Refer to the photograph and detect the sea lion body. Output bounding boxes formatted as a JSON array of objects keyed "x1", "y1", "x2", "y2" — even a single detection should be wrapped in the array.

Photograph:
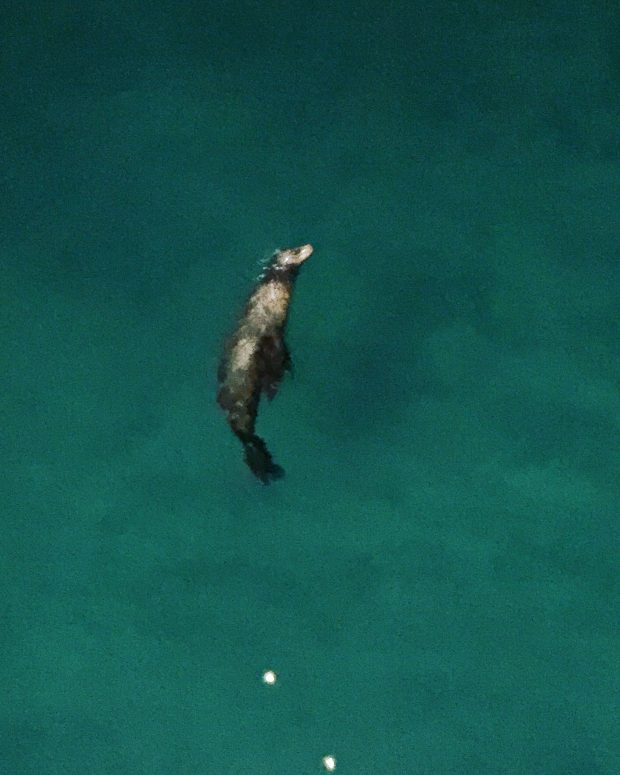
[{"x1": 217, "y1": 244, "x2": 313, "y2": 482}]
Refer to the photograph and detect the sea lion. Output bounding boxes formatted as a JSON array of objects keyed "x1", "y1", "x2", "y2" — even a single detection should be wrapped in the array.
[{"x1": 217, "y1": 243, "x2": 313, "y2": 483}]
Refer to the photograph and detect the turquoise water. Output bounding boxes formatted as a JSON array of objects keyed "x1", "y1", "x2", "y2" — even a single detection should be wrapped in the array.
[{"x1": 3, "y1": 2, "x2": 619, "y2": 773}]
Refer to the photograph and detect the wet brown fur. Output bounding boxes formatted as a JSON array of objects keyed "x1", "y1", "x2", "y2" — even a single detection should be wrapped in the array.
[{"x1": 217, "y1": 245, "x2": 312, "y2": 482}]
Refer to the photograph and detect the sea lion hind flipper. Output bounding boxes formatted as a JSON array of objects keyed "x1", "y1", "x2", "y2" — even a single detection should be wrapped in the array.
[{"x1": 243, "y1": 435, "x2": 284, "y2": 484}]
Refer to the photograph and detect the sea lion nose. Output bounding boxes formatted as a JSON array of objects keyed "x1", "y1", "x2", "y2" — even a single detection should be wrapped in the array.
[{"x1": 299, "y1": 243, "x2": 313, "y2": 259}]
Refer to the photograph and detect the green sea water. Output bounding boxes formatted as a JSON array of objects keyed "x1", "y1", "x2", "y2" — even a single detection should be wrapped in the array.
[{"x1": 2, "y1": 2, "x2": 619, "y2": 773}]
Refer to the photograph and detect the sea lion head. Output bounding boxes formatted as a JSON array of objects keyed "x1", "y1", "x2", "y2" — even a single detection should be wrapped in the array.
[{"x1": 275, "y1": 243, "x2": 314, "y2": 268}]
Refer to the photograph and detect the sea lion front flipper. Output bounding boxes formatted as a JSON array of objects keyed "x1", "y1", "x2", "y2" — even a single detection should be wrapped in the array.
[
  {"x1": 258, "y1": 334, "x2": 291, "y2": 400},
  {"x1": 283, "y1": 344, "x2": 293, "y2": 377}
]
